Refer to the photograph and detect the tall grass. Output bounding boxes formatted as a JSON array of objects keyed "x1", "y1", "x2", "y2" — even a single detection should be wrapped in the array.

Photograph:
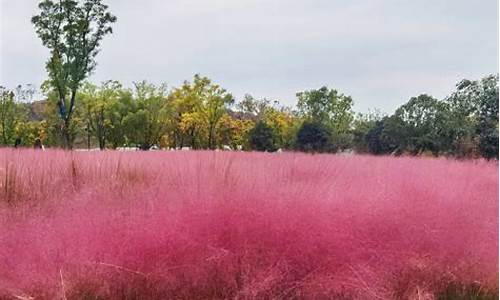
[{"x1": 0, "y1": 149, "x2": 497, "y2": 299}]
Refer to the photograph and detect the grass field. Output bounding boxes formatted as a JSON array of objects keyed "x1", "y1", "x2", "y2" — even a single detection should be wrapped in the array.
[{"x1": 0, "y1": 149, "x2": 497, "y2": 299}]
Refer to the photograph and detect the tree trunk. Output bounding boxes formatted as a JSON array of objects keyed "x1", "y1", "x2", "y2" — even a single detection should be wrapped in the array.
[
  {"x1": 208, "y1": 126, "x2": 214, "y2": 150},
  {"x1": 99, "y1": 137, "x2": 106, "y2": 150},
  {"x1": 87, "y1": 123, "x2": 91, "y2": 150},
  {"x1": 190, "y1": 127, "x2": 196, "y2": 149},
  {"x1": 179, "y1": 134, "x2": 184, "y2": 149},
  {"x1": 62, "y1": 119, "x2": 73, "y2": 149},
  {"x1": 62, "y1": 90, "x2": 78, "y2": 149}
]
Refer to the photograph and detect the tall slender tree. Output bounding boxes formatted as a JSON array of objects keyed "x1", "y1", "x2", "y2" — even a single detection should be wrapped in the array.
[{"x1": 32, "y1": 0, "x2": 116, "y2": 148}]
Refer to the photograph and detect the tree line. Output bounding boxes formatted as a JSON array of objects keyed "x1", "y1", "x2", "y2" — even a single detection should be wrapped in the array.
[
  {"x1": 0, "y1": 73, "x2": 498, "y2": 159},
  {"x1": 0, "y1": 0, "x2": 497, "y2": 159}
]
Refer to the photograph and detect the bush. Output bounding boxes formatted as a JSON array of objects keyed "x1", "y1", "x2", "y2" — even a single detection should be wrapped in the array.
[
  {"x1": 295, "y1": 121, "x2": 332, "y2": 152},
  {"x1": 249, "y1": 121, "x2": 277, "y2": 152},
  {"x1": 366, "y1": 120, "x2": 397, "y2": 155}
]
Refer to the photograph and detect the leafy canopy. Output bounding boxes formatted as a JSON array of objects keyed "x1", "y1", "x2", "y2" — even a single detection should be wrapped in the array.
[{"x1": 32, "y1": 0, "x2": 116, "y2": 147}]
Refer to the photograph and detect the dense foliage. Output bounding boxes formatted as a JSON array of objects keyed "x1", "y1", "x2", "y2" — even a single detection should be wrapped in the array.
[
  {"x1": 249, "y1": 121, "x2": 278, "y2": 152},
  {"x1": 1, "y1": 1, "x2": 493, "y2": 158},
  {"x1": 295, "y1": 121, "x2": 332, "y2": 152},
  {"x1": 2, "y1": 74, "x2": 498, "y2": 158},
  {"x1": 31, "y1": 0, "x2": 117, "y2": 148}
]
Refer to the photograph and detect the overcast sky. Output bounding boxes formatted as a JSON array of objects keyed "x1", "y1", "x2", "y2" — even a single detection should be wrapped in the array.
[{"x1": 0, "y1": 0, "x2": 498, "y2": 113}]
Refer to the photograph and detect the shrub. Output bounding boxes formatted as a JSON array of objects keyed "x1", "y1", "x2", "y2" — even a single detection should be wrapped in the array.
[
  {"x1": 249, "y1": 121, "x2": 277, "y2": 152},
  {"x1": 295, "y1": 121, "x2": 332, "y2": 152}
]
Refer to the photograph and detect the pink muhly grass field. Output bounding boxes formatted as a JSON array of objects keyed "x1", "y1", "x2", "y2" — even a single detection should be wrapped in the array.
[{"x1": 0, "y1": 149, "x2": 497, "y2": 299}]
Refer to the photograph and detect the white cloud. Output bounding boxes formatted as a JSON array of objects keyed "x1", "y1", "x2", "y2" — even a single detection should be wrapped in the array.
[{"x1": 1, "y1": 0, "x2": 498, "y2": 113}]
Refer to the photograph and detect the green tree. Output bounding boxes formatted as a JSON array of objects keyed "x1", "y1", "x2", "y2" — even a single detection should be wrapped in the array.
[
  {"x1": 80, "y1": 81, "x2": 122, "y2": 149},
  {"x1": 365, "y1": 119, "x2": 397, "y2": 155},
  {"x1": 168, "y1": 75, "x2": 233, "y2": 149},
  {"x1": 391, "y1": 94, "x2": 451, "y2": 155},
  {"x1": 32, "y1": 0, "x2": 116, "y2": 148},
  {"x1": 249, "y1": 121, "x2": 277, "y2": 152},
  {"x1": 197, "y1": 76, "x2": 234, "y2": 149},
  {"x1": 0, "y1": 87, "x2": 27, "y2": 145},
  {"x1": 476, "y1": 75, "x2": 499, "y2": 159},
  {"x1": 296, "y1": 87, "x2": 354, "y2": 149},
  {"x1": 445, "y1": 75, "x2": 499, "y2": 158},
  {"x1": 168, "y1": 76, "x2": 206, "y2": 148},
  {"x1": 41, "y1": 83, "x2": 83, "y2": 147},
  {"x1": 263, "y1": 106, "x2": 301, "y2": 149},
  {"x1": 295, "y1": 121, "x2": 331, "y2": 153},
  {"x1": 351, "y1": 110, "x2": 384, "y2": 153},
  {"x1": 106, "y1": 89, "x2": 134, "y2": 148},
  {"x1": 122, "y1": 82, "x2": 169, "y2": 149}
]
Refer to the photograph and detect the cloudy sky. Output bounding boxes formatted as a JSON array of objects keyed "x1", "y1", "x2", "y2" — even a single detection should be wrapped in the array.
[{"x1": 0, "y1": 0, "x2": 498, "y2": 113}]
